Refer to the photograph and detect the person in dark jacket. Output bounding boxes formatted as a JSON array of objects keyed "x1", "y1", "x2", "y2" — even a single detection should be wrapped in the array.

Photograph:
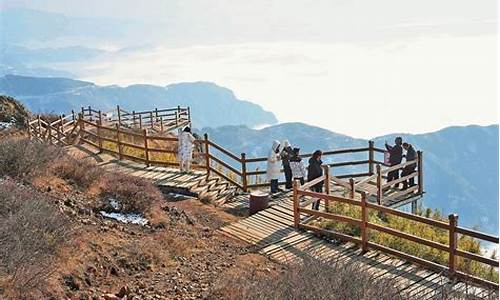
[
  {"x1": 385, "y1": 137, "x2": 403, "y2": 187},
  {"x1": 401, "y1": 142, "x2": 417, "y2": 189},
  {"x1": 280, "y1": 140, "x2": 294, "y2": 189},
  {"x1": 307, "y1": 150, "x2": 323, "y2": 210}
]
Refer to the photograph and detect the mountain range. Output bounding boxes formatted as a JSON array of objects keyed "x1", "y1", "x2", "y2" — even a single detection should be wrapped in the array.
[
  {"x1": 0, "y1": 74, "x2": 498, "y2": 235},
  {"x1": 0, "y1": 75, "x2": 277, "y2": 129}
]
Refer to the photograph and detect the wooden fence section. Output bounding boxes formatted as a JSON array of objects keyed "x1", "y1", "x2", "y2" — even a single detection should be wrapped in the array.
[
  {"x1": 28, "y1": 112, "x2": 79, "y2": 146},
  {"x1": 80, "y1": 105, "x2": 190, "y2": 133},
  {"x1": 28, "y1": 106, "x2": 424, "y2": 204},
  {"x1": 292, "y1": 175, "x2": 499, "y2": 290}
]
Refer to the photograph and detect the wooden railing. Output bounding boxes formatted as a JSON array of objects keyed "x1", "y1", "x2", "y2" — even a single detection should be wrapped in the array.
[
  {"x1": 28, "y1": 112, "x2": 79, "y2": 146},
  {"x1": 78, "y1": 117, "x2": 206, "y2": 169},
  {"x1": 80, "y1": 105, "x2": 190, "y2": 132},
  {"x1": 28, "y1": 106, "x2": 423, "y2": 201},
  {"x1": 292, "y1": 172, "x2": 499, "y2": 290}
]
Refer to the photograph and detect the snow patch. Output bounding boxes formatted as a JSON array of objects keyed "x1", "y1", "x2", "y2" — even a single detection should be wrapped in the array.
[{"x1": 100, "y1": 211, "x2": 148, "y2": 226}]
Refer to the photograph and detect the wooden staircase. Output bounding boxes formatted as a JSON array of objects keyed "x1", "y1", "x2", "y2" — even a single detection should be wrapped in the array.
[{"x1": 189, "y1": 175, "x2": 242, "y2": 206}]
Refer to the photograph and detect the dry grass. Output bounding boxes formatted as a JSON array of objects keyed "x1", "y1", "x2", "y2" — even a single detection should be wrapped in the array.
[
  {"x1": 0, "y1": 137, "x2": 62, "y2": 180},
  {"x1": 50, "y1": 156, "x2": 103, "y2": 189},
  {"x1": 0, "y1": 180, "x2": 74, "y2": 299},
  {"x1": 211, "y1": 255, "x2": 404, "y2": 300},
  {"x1": 99, "y1": 172, "x2": 164, "y2": 215}
]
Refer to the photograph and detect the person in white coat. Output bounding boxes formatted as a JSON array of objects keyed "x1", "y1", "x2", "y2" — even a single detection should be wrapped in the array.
[
  {"x1": 178, "y1": 126, "x2": 196, "y2": 172},
  {"x1": 267, "y1": 140, "x2": 281, "y2": 194}
]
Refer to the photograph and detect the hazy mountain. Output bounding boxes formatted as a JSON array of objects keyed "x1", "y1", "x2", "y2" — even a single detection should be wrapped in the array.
[
  {"x1": 0, "y1": 75, "x2": 278, "y2": 128},
  {"x1": 205, "y1": 123, "x2": 499, "y2": 235}
]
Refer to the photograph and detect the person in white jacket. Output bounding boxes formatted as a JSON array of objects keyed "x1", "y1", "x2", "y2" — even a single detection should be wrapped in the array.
[
  {"x1": 178, "y1": 126, "x2": 196, "y2": 172},
  {"x1": 267, "y1": 140, "x2": 281, "y2": 194}
]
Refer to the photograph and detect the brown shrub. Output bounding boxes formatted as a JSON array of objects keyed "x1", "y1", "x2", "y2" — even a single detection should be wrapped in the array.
[
  {"x1": 51, "y1": 156, "x2": 103, "y2": 189},
  {"x1": 99, "y1": 173, "x2": 163, "y2": 214},
  {"x1": 0, "y1": 137, "x2": 62, "y2": 180},
  {"x1": 0, "y1": 180, "x2": 73, "y2": 299},
  {"x1": 211, "y1": 256, "x2": 404, "y2": 300}
]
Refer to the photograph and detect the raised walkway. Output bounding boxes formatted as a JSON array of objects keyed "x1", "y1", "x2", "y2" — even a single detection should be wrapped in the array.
[{"x1": 67, "y1": 144, "x2": 495, "y2": 299}]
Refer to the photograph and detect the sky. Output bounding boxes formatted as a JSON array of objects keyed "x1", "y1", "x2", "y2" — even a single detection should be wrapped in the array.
[{"x1": 1, "y1": 0, "x2": 498, "y2": 138}]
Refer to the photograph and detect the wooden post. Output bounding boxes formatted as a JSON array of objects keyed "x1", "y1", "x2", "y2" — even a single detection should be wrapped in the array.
[
  {"x1": 293, "y1": 179, "x2": 300, "y2": 229},
  {"x1": 448, "y1": 214, "x2": 458, "y2": 276},
  {"x1": 143, "y1": 129, "x2": 150, "y2": 167},
  {"x1": 349, "y1": 178, "x2": 355, "y2": 199},
  {"x1": 160, "y1": 116, "x2": 164, "y2": 132},
  {"x1": 139, "y1": 114, "x2": 142, "y2": 129},
  {"x1": 361, "y1": 192, "x2": 368, "y2": 253},
  {"x1": 81, "y1": 107, "x2": 85, "y2": 119},
  {"x1": 71, "y1": 110, "x2": 75, "y2": 122},
  {"x1": 187, "y1": 106, "x2": 191, "y2": 127},
  {"x1": 132, "y1": 111, "x2": 136, "y2": 127},
  {"x1": 97, "y1": 120, "x2": 103, "y2": 153},
  {"x1": 47, "y1": 124, "x2": 52, "y2": 144},
  {"x1": 78, "y1": 113, "x2": 84, "y2": 140},
  {"x1": 37, "y1": 115, "x2": 41, "y2": 138},
  {"x1": 88, "y1": 105, "x2": 92, "y2": 122},
  {"x1": 376, "y1": 164, "x2": 382, "y2": 205},
  {"x1": 204, "y1": 133, "x2": 210, "y2": 177},
  {"x1": 149, "y1": 111, "x2": 154, "y2": 129},
  {"x1": 241, "y1": 153, "x2": 248, "y2": 192},
  {"x1": 175, "y1": 111, "x2": 178, "y2": 128},
  {"x1": 117, "y1": 105, "x2": 121, "y2": 127},
  {"x1": 417, "y1": 151, "x2": 423, "y2": 195},
  {"x1": 368, "y1": 140, "x2": 374, "y2": 175},
  {"x1": 58, "y1": 115, "x2": 63, "y2": 144},
  {"x1": 115, "y1": 123, "x2": 123, "y2": 160},
  {"x1": 155, "y1": 108, "x2": 159, "y2": 125},
  {"x1": 323, "y1": 165, "x2": 330, "y2": 211}
]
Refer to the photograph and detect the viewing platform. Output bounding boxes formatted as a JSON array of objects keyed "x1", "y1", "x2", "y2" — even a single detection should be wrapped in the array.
[{"x1": 30, "y1": 105, "x2": 498, "y2": 297}]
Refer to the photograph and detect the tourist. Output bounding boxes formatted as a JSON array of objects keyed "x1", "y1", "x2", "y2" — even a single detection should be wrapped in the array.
[
  {"x1": 281, "y1": 139, "x2": 294, "y2": 189},
  {"x1": 267, "y1": 140, "x2": 281, "y2": 194},
  {"x1": 385, "y1": 137, "x2": 403, "y2": 187},
  {"x1": 308, "y1": 150, "x2": 324, "y2": 210},
  {"x1": 401, "y1": 142, "x2": 417, "y2": 189},
  {"x1": 178, "y1": 126, "x2": 196, "y2": 172},
  {"x1": 290, "y1": 147, "x2": 307, "y2": 186}
]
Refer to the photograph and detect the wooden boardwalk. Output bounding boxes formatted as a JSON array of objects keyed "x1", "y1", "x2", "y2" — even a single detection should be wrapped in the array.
[
  {"x1": 67, "y1": 145, "x2": 496, "y2": 299},
  {"x1": 220, "y1": 201, "x2": 494, "y2": 299}
]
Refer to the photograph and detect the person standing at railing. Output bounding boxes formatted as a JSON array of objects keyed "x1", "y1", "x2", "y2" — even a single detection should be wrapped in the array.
[
  {"x1": 178, "y1": 126, "x2": 196, "y2": 173},
  {"x1": 307, "y1": 150, "x2": 324, "y2": 210},
  {"x1": 401, "y1": 142, "x2": 417, "y2": 190},
  {"x1": 267, "y1": 140, "x2": 282, "y2": 194},
  {"x1": 290, "y1": 148, "x2": 307, "y2": 186},
  {"x1": 385, "y1": 137, "x2": 403, "y2": 188},
  {"x1": 280, "y1": 140, "x2": 294, "y2": 190}
]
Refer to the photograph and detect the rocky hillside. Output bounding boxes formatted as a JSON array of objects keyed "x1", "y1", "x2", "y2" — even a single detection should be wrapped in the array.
[
  {"x1": 0, "y1": 95, "x2": 31, "y2": 128},
  {"x1": 0, "y1": 75, "x2": 278, "y2": 129}
]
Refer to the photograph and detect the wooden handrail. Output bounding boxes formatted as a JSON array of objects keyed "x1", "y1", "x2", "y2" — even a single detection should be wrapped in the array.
[
  {"x1": 366, "y1": 202, "x2": 450, "y2": 229},
  {"x1": 208, "y1": 154, "x2": 243, "y2": 177},
  {"x1": 299, "y1": 175, "x2": 326, "y2": 190},
  {"x1": 382, "y1": 159, "x2": 417, "y2": 174},
  {"x1": 367, "y1": 222, "x2": 449, "y2": 252},
  {"x1": 381, "y1": 171, "x2": 418, "y2": 189},
  {"x1": 455, "y1": 227, "x2": 499, "y2": 244},
  {"x1": 208, "y1": 140, "x2": 242, "y2": 162},
  {"x1": 293, "y1": 180, "x2": 499, "y2": 288}
]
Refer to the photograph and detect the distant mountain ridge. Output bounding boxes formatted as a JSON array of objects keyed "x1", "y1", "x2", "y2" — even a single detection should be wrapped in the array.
[
  {"x1": 205, "y1": 123, "x2": 499, "y2": 234},
  {"x1": 0, "y1": 75, "x2": 278, "y2": 129}
]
